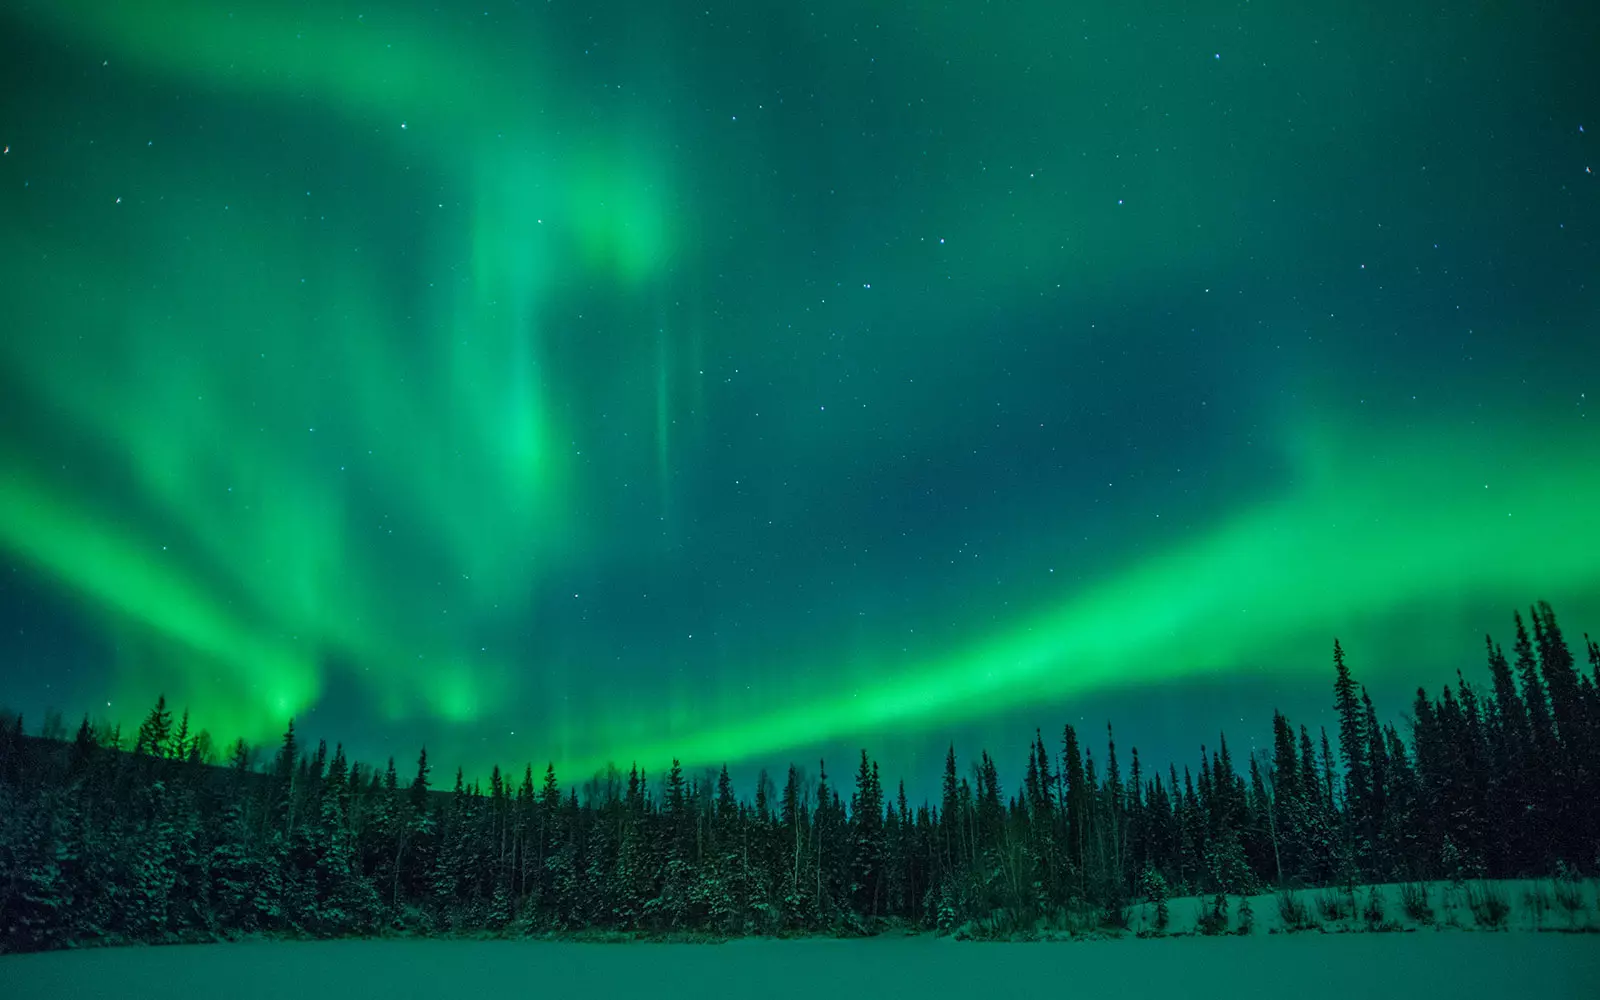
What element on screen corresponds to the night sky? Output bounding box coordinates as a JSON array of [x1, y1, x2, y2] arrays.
[[2, 1, 1596, 798]]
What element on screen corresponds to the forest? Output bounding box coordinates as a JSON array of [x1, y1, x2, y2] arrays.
[[2, 601, 1598, 953]]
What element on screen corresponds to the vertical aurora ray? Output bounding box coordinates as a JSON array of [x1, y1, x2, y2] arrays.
[[656, 325, 672, 509]]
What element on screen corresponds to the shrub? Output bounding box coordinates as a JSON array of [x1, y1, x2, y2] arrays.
[[1553, 879, 1585, 919], [1140, 866, 1170, 932], [1399, 881, 1433, 924], [1441, 839, 1466, 885], [1277, 889, 1317, 932], [1197, 893, 1229, 936], [934, 880, 959, 934], [1098, 903, 1131, 931], [1316, 888, 1351, 922], [1362, 886, 1386, 930], [1523, 884, 1552, 928], [1467, 881, 1509, 930], [1237, 894, 1255, 935], [751, 902, 782, 936], [1438, 883, 1465, 928], [1053, 899, 1101, 936]]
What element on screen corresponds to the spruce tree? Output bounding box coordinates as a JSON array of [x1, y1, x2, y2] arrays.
[[1457, 676, 1493, 844], [1381, 725, 1422, 876], [1125, 746, 1144, 884], [976, 750, 1002, 847], [1105, 724, 1125, 889], [168, 709, 192, 763], [1299, 725, 1333, 883], [1533, 602, 1582, 745], [850, 751, 884, 916], [753, 768, 770, 823], [1486, 636, 1529, 755], [68, 715, 97, 781], [1178, 766, 1202, 891], [940, 745, 960, 870], [1331, 640, 1369, 835], [1024, 743, 1041, 818], [1514, 611, 1556, 756], [779, 764, 807, 919], [1318, 728, 1337, 817], [1533, 602, 1588, 862], [1362, 689, 1387, 875], [1061, 724, 1087, 880], [134, 695, 173, 759], [1513, 611, 1556, 866], [716, 764, 737, 844], [663, 759, 688, 860], [539, 762, 563, 891], [1033, 730, 1055, 822], [814, 759, 833, 922], [1244, 754, 1273, 880], [1269, 711, 1302, 882]]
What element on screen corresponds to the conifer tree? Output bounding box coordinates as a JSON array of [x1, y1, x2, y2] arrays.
[[1061, 724, 1087, 880], [1512, 611, 1556, 866], [1244, 754, 1273, 879], [1269, 711, 1302, 881], [1362, 689, 1387, 875], [1178, 766, 1202, 891], [134, 695, 173, 759], [1514, 612, 1555, 758], [940, 745, 960, 870], [850, 751, 885, 916], [778, 763, 808, 920], [1318, 728, 1337, 817], [1105, 724, 1125, 889], [814, 759, 834, 922], [1125, 746, 1143, 884], [1297, 724, 1318, 807], [169, 709, 192, 763], [1033, 729, 1055, 822], [539, 762, 563, 888], [1331, 640, 1369, 833], [1485, 637, 1529, 756], [976, 750, 1002, 848], [68, 715, 97, 781], [1533, 603, 1582, 745], [1299, 725, 1333, 883]]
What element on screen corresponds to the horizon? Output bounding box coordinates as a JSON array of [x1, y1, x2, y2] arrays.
[[12, 605, 1595, 812]]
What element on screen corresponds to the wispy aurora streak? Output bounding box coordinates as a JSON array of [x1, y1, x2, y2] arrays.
[[2, 1, 1596, 782], [3, 0, 675, 740]]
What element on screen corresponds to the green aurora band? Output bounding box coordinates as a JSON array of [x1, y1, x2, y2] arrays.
[[4, 0, 677, 742], [2, 1, 1596, 782]]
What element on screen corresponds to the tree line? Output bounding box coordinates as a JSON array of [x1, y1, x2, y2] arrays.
[[2, 600, 1598, 951]]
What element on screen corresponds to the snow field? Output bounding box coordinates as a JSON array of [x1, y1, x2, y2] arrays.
[[2, 931, 1599, 1000]]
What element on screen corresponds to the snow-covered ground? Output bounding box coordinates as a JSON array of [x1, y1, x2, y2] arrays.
[[3, 881, 1597, 999], [2, 931, 1598, 1000], [1125, 878, 1600, 936]]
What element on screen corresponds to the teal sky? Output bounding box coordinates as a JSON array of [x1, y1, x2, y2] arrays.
[[1, 1, 1596, 794]]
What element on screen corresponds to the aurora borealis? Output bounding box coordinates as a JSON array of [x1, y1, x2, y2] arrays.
[[1, 1, 1596, 792]]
